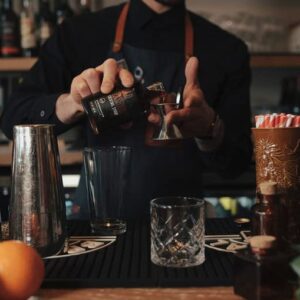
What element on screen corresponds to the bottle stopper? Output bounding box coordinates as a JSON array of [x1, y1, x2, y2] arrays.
[[259, 181, 277, 195], [250, 235, 276, 250]]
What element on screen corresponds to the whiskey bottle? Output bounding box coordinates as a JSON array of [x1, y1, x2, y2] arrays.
[[20, 0, 38, 57], [79, 0, 91, 14], [39, 0, 55, 46], [0, 0, 21, 57], [81, 81, 165, 134], [55, 0, 73, 25]]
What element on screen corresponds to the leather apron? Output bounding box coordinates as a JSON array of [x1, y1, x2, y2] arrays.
[[75, 2, 204, 219]]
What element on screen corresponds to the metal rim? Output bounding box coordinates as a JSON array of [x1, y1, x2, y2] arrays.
[[150, 196, 205, 209], [14, 124, 55, 128], [83, 146, 131, 153]]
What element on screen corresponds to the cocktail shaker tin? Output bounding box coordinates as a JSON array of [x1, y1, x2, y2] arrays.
[[9, 125, 66, 257]]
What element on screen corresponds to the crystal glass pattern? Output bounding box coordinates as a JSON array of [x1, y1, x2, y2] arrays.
[[151, 197, 205, 268]]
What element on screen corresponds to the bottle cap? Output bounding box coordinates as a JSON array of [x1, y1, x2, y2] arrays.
[[259, 181, 277, 195], [250, 235, 276, 250]]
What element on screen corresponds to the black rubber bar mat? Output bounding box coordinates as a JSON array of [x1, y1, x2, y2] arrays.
[[42, 219, 241, 288]]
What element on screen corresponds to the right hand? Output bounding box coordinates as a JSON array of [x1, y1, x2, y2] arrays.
[[56, 58, 134, 124]]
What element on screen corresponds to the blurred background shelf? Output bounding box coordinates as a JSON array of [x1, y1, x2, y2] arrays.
[[251, 54, 300, 68], [1, 54, 300, 72], [0, 58, 37, 72]]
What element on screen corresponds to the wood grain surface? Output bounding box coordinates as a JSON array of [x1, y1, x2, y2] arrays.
[[36, 287, 243, 300]]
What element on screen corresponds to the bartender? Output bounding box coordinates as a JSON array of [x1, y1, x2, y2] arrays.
[[0, 0, 252, 219]]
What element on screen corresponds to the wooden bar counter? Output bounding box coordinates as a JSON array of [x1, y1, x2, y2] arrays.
[[33, 219, 246, 300], [37, 287, 242, 299]]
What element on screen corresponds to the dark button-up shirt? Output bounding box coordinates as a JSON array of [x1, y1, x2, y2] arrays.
[[1, 0, 252, 178]]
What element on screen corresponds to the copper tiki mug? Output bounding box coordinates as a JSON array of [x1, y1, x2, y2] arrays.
[[252, 128, 300, 242]]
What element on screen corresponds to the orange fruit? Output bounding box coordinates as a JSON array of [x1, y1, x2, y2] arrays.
[[0, 240, 45, 300]]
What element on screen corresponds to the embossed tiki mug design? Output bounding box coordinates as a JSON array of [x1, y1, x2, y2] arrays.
[[252, 128, 300, 242]]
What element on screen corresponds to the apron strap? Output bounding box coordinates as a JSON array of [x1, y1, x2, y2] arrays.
[[112, 1, 194, 62], [112, 2, 130, 53], [185, 13, 194, 62]]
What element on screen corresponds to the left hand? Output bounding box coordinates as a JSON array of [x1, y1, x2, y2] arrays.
[[148, 57, 216, 138]]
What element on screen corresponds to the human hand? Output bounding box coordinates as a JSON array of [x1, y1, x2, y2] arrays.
[[56, 58, 134, 124], [148, 57, 215, 138]]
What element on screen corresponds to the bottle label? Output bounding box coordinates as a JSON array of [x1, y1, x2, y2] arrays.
[[21, 17, 37, 49], [82, 87, 141, 133], [57, 16, 65, 25], [40, 22, 53, 44], [92, 89, 135, 118], [0, 83, 4, 113], [0, 20, 20, 55], [2, 20, 16, 35]]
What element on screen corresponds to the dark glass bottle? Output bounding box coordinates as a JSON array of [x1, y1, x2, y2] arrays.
[[39, 0, 56, 46], [82, 81, 165, 135], [79, 0, 91, 14], [234, 235, 294, 300], [0, 0, 21, 57], [0, 78, 7, 115], [252, 181, 287, 242], [55, 0, 73, 25], [293, 76, 300, 114], [20, 0, 38, 57]]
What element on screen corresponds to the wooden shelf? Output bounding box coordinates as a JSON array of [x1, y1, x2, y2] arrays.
[[0, 54, 300, 72], [0, 57, 37, 72], [250, 54, 300, 68], [0, 141, 82, 167]]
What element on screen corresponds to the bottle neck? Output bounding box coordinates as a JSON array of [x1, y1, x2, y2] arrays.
[[3, 0, 13, 10], [134, 81, 166, 109], [23, 0, 33, 10], [40, 0, 50, 10], [80, 0, 90, 11], [80, 0, 89, 6], [56, 0, 68, 7], [56, 1, 73, 24], [261, 194, 279, 205]]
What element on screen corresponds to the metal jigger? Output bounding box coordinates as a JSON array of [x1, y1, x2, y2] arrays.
[[9, 125, 67, 257], [152, 89, 183, 140]]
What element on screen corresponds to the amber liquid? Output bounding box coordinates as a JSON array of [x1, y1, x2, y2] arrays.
[[252, 193, 287, 242]]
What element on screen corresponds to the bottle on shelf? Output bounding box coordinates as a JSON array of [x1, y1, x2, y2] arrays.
[[79, 0, 91, 14], [0, 78, 6, 114], [38, 0, 56, 46], [234, 235, 295, 300], [20, 0, 38, 57], [0, 78, 9, 144], [292, 76, 300, 114], [55, 0, 73, 25], [280, 76, 300, 114], [251, 181, 287, 243], [0, 0, 21, 57]]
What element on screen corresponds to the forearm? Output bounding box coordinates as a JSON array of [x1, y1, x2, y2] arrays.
[[56, 93, 84, 124], [1, 92, 73, 139]]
